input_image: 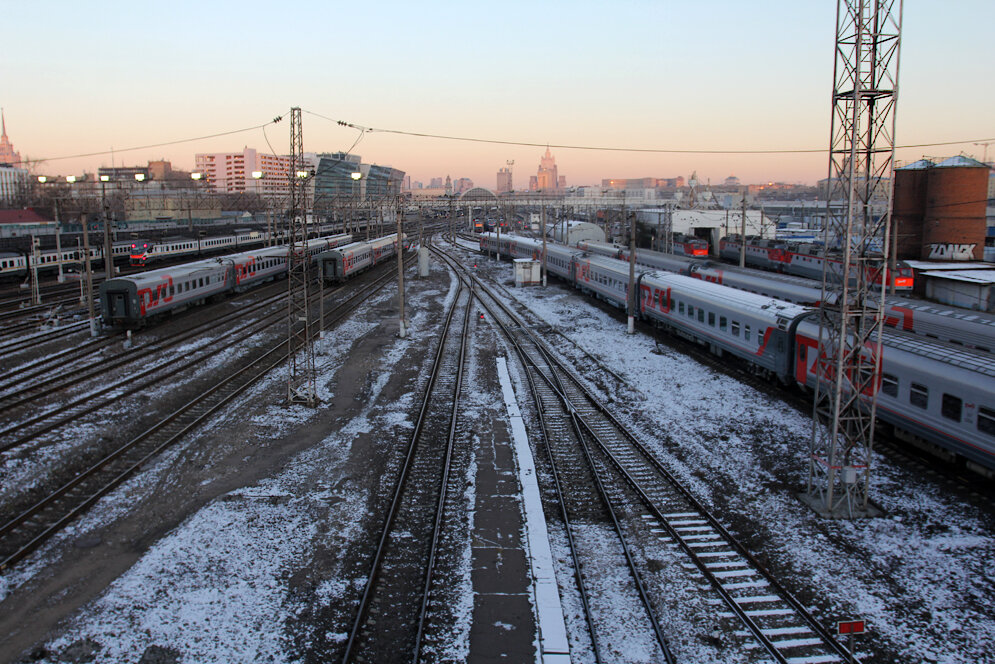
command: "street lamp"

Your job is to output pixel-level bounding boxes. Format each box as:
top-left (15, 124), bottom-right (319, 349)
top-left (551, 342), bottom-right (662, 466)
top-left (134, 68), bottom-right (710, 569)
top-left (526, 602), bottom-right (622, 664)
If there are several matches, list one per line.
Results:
top-left (252, 171), bottom-right (271, 245)
top-left (350, 171), bottom-right (362, 237)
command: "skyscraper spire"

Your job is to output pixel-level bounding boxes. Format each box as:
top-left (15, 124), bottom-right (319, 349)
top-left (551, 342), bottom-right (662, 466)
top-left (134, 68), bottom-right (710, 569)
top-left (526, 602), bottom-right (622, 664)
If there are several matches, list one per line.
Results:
top-left (0, 108), bottom-right (22, 167)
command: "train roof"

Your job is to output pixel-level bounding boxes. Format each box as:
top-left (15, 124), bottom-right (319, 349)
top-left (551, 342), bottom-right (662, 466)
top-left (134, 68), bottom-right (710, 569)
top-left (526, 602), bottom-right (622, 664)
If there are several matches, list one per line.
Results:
top-left (104, 258), bottom-right (226, 287)
top-left (884, 296), bottom-right (995, 331)
top-left (880, 329), bottom-right (995, 378)
top-left (577, 253), bottom-right (635, 278)
top-left (642, 270), bottom-right (813, 320)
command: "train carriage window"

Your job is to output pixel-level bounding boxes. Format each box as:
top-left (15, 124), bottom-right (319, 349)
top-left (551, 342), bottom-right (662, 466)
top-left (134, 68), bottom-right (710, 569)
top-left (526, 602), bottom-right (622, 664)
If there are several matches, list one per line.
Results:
top-left (719, 316), bottom-right (727, 331)
top-left (687, 305), bottom-right (694, 318)
top-left (881, 373), bottom-right (898, 397)
top-left (708, 312), bottom-right (715, 327)
top-left (910, 383), bottom-right (928, 409)
top-left (978, 407), bottom-right (995, 437)
top-left (941, 394), bottom-right (962, 422)
top-left (731, 321), bottom-right (739, 336)
top-left (678, 301), bottom-right (684, 315)
top-left (697, 309), bottom-right (704, 323)
top-left (744, 325), bottom-right (751, 341)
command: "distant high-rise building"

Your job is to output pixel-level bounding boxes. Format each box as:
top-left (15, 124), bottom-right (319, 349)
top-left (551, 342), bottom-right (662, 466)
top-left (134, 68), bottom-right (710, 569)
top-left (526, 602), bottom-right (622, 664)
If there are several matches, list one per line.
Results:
top-left (430, 177), bottom-right (444, 189)
top-left (497, 167), bottom-right (512, 193)
top-left (724, 175), bottom-right (741, 186)
top-left (413, 181), bottom-right (424, 189)
top-left (0, 110), bottom-right (23, 167)
top-left (194, 148), bottom-right (293, 196)
top-left (402, 175), bottom-right (411, 190)
top-left (558, 175), bottom-right (566, 189)
top-left (528, 175), bottom-right (538, 191)
top-left (533, 146), bottom-right (559, 191)
top-left (445, 175), bottom-right (453, 196)
top-left (454, 177), bottom-right (473, 194)
top-left (0, 164), bottom-right (28, 205)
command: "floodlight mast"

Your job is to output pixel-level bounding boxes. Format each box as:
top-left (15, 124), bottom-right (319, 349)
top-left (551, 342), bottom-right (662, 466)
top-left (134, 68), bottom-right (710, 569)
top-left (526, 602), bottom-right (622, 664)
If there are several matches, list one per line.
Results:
top-left (805, 0), bottom-right (903, 519)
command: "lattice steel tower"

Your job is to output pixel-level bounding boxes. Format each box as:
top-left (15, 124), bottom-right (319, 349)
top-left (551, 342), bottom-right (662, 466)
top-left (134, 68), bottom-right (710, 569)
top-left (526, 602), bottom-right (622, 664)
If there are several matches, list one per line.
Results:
top-left (806, 0), bottom-right (902, 518)
top-left (286, 107), bottom-right (318, 405)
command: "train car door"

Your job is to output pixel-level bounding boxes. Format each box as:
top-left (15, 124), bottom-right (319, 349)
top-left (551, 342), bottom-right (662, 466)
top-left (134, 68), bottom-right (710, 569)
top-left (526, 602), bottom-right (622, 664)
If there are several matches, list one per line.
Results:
top-left (107, 290), bottom-right (131, 319)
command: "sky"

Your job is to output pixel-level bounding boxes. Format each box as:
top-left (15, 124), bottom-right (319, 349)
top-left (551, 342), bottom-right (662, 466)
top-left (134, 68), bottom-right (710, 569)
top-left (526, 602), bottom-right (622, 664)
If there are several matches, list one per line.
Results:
top-left (2, 0), bottom-right (993, 189)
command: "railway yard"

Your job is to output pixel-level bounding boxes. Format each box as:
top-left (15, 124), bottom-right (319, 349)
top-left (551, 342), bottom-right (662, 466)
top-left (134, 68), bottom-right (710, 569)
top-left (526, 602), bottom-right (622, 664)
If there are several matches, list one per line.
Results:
top-left (0, 231), bottom-right (993, 663)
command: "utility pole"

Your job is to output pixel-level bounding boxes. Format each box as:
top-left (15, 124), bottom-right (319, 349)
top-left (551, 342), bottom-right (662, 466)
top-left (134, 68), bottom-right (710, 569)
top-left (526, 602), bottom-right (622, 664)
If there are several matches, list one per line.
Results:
top-left (29, 235), bottom-right (41, 305)
top-left (101, 176), bottom-right (114, 278)
top-left (80, 217), bottom-right (97, 335)
top-left (739, 192), bottom-right (747, 268)
top-left (627, 198), bottom-right (637, 335)
top-left (448, 195), bottom-right (455, 245)
top-left (286, 106), bottom-right (318, 406)
top-left (54, 199), bottom-right (64, 283)
top-left (541, 200), bottom-right (547, 287)
top-left (396, 200), bottom-right (407, 338)
top-left (805, 0), bottom-right (903, 519)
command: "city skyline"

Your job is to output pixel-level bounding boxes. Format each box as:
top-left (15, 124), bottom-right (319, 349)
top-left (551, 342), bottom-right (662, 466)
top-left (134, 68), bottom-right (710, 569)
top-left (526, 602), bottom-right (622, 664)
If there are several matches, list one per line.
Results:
top-left (2, 1), bottom-right (992, 190)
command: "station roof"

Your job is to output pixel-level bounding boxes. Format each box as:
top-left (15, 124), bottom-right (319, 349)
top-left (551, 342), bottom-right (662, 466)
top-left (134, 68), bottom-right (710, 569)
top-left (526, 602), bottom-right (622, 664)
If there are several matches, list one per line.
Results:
top-left (904, 260), bottom-right (993, 271)
top-left (921, 269), bottom-right (995, 285)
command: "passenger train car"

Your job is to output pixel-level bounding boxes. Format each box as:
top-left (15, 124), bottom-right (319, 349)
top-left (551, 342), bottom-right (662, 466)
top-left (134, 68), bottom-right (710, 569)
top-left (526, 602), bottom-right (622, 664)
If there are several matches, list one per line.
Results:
top-left (0, 223), bottom-right (349, 280)
top-left (99, 234), bottom-right (353, 327)
top-left (317, 233), bottom-right (406, 283)
top-left (574, 240), bottom-right (995, 353)
top-left (128, 230), bottom-right (276, 267)
top-left (0, 243), bottom-right (133, 280)
top-left (479, 233), bottom-right (995, 474)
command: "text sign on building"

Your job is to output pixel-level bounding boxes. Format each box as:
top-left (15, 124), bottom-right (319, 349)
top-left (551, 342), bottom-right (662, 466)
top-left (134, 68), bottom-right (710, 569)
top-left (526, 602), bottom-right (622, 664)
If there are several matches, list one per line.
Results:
top-left (928, 243), bottom-right (976, 260)
top-left (837, 619), bottom-right (866, 635)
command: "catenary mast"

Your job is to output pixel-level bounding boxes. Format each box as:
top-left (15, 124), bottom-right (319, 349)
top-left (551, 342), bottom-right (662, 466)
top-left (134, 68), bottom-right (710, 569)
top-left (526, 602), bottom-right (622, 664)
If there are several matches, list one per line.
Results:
top-left (805, 0), bottom-right (902, 518)
top-left (286, 107), bottom-right (318, 405)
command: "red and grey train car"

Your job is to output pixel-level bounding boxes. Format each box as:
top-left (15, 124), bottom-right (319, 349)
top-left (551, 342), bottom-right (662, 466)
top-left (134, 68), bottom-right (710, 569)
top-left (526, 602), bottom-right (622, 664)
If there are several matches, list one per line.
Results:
top-left (719, 234), bottom-right (915, 291)
top-left (572, 238), bottom-right (994, 353)
top-left (317, 233), bottom-right (406, 283)
top-left (478, 233), bottom-right (995, 473)
top-left (100, 235), bottom-right (352, 327)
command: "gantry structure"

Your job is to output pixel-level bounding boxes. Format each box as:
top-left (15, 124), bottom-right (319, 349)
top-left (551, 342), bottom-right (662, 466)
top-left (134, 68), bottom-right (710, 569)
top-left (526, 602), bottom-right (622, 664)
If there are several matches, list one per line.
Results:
top-left (806, 0), bottom-right (902, 518)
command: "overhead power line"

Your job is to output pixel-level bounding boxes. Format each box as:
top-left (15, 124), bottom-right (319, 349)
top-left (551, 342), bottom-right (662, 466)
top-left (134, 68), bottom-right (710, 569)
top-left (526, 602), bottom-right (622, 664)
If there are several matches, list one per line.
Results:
top-left (306, 110), bottom-right (994, 156)
top-left (24, 116), bottom-right (286, 166)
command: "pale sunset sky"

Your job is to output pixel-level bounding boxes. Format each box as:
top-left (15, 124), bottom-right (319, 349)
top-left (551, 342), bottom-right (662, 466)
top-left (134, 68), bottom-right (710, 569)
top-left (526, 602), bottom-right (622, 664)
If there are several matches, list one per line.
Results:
top-left (2, 1), bottom-right (992, 188)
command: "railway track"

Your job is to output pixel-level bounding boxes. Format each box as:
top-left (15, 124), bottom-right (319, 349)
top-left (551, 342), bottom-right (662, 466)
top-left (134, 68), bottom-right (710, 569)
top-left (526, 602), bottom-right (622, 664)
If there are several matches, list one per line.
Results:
top-left (342, 275), bottom-right (473, 662)
top-left (440, 246), bottom-right (857, 664)
top-left (0, 281), bottom-right (294, 419)
top-left (0, 260), bottom-right (410, 574)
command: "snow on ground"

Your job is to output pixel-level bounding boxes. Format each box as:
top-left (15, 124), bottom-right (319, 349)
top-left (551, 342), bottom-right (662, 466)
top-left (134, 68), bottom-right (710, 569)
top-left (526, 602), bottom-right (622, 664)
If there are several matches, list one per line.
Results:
top-left (19, 262), bottom-right (474, 662)
top-left (0, 329), bottom-right (272, 503)
top-left (12, 274), bottom-right (451, 661)
top-left (483, 255), bottom-right (995, 664)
